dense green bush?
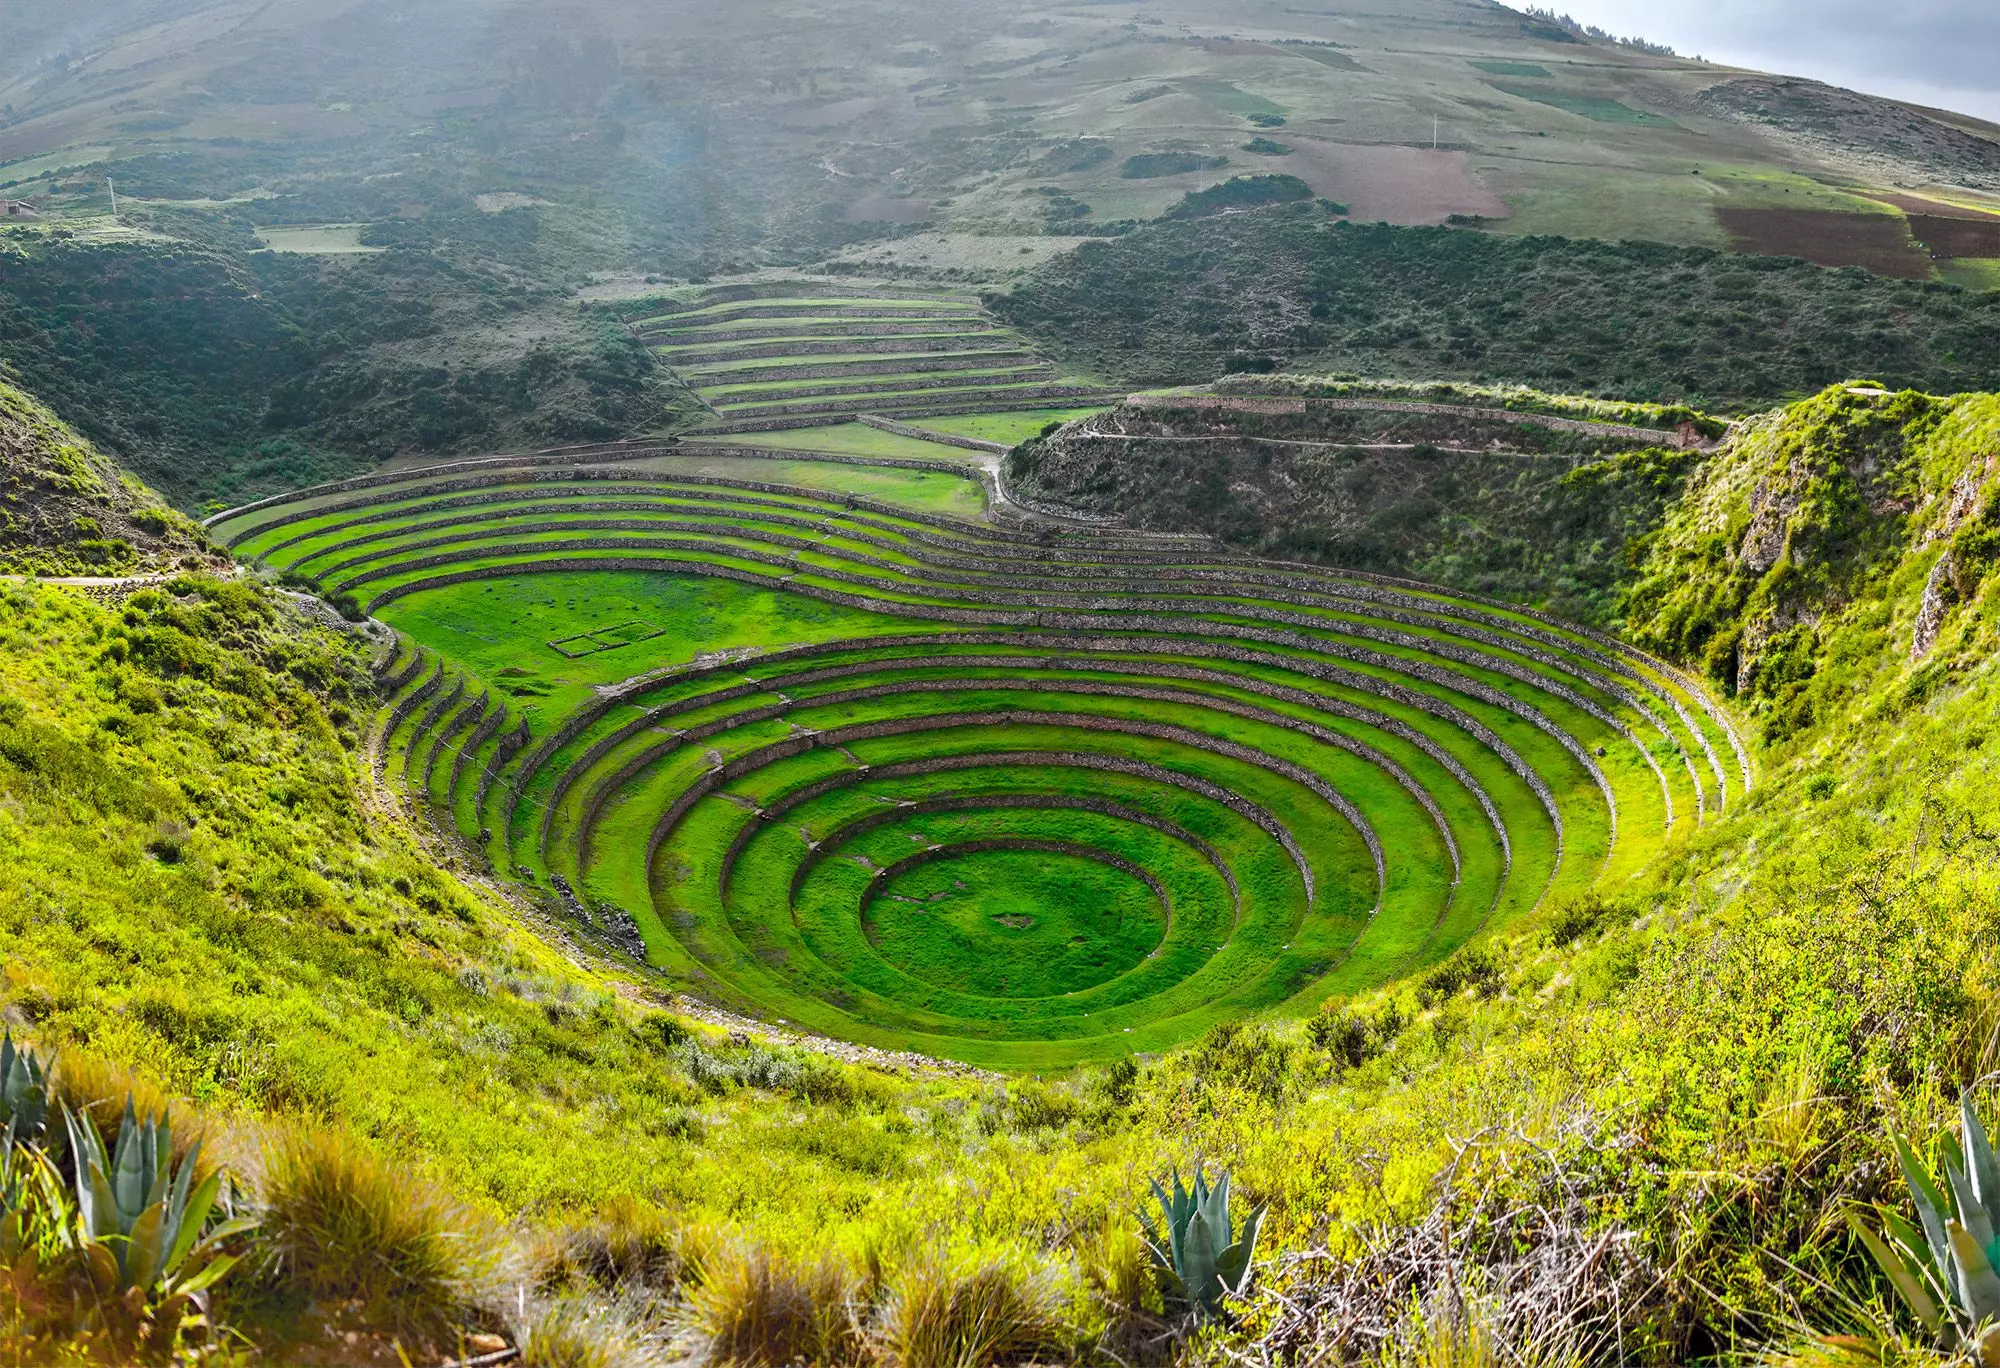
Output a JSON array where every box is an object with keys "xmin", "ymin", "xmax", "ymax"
[
  {"xmin": 0, "ymin": 239, "xmax": 668, "ymax": 506},
  {"xmin": 991, "ymin": 204, "xmax": 2000, "ymax": 406}
]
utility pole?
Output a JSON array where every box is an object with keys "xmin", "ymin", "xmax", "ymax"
[
  {"xmin": 1432, "ymin": 116, "xmax": 1439, "ymax": 150},
  {"xmin": 107, "ymin": 177, "xmax": 117, "ymax": 217}
]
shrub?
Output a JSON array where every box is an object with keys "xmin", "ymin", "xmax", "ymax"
[
  {"xmin": 1545, "ymin": 894, "xmax": 1627, "ymax": 948},
  {"xmin": 257, "ymin": 1129, "xmax": 501, "ymax": 1340},
  {"xmin": 1415, "ymin": 945, "xmax": 1504, "ymax": 1008},
  {"xmin": 868, "ymin": 1249, "xmax": 1064, "ymax": 1368},
  {"xmin": 1165, "ymin": 174, "xmax": 1315, "ymax": 220},
  {"xmin": 1191, "ymin": 1020, "xmax": 1295, "ymax": 1102},
  {"xmin": 535, "ymin": 1195, "xmax": 692, "ymax": 1294},
  {"xmin": 687, "ymin": 1242, "xmax": 861, "ymax": 1366},
  {"xmin": 1307, "ymin": 998, "xmax": 1407, "ymax": 1068}
]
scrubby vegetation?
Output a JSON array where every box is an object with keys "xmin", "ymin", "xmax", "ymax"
[
  {"xmin": 1005, "ymin": 388, "xmax": 1712, "ymax": 621},
  {"xmin": 991, "ymin": 204, "xmax": 2000, "ymax": 406},
  {"xmin": 0, "ymin": 237, "xmax": 670, "ymax": 507}
]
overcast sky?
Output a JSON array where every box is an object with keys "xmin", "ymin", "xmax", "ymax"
[{"xmin": 1513, "ymin": 1, "xmax": 2000, "ymax": 123}]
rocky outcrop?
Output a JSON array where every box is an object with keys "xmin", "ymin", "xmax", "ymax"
[
  {"xmin": 1913, "ymin": 550, "xmax": 1961, "ymax": 660},
  {"xmin": 0, "ymin": 380, "xmax": 221, "ymax": 576}
]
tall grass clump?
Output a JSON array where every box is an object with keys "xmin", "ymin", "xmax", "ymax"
[
  {"xmin": 256, "ymin": 1128, "xmax": 502, "ymax": 1341},
  {"xmin": 869, "ymin": 1249, "xmax": 1066, "ymax": 1368},
  {"xmin": 687, "ymin": 1240, "xmax": 863, "ymax": 1366},
  {"xmin": 516, "ymin": 1293, "xmax": 664, "ymax": 1368}
]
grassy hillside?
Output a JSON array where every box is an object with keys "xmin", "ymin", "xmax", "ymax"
[
  {"xmin": 6, "ymin": 0, "xmax": 2000, "ymax": 288},
  {"xmin": 992, "ymin": 204, "xmax": 2000, "ymax": 405},
  {"xmin": 1, "ymin": 384, "xmax": 1998, "ymax": 1365}
]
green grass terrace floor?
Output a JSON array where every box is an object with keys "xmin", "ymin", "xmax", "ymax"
[
  {"xmin": 620, "ymin": 281, "xmax": 1123, "ymax": 425},
  {"xmin": 208, "ymin": 445, "xmax": 1751, "ymax": 1070}
]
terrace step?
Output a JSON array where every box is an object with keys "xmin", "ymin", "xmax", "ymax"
[{"xmin": 221, "ymin": 456, "xmax": 1749, "ymax": 1068}]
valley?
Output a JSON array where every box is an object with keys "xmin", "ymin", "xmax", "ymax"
[{"xmin": 1, "ymin": 1, "xmax": 2000, "ymax": 1364}]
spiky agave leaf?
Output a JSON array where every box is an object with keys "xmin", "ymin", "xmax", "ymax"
[
  {"xmin": 1215, "ymin": 1202, "xmax": 1266, "ymax": 1298},
  {"xmin": 1891, "ymin": 1128, "xmax": 1959, "ymax": 1304},
  {"xmin": 1961, "ymin": 1097, "xmax": 2000, "ymax": 1265},
  {"xmin": 0, "ymin": 1033, "xmax": 50, "ymax": 1141},
  {"xmin": 1945, "ymin": 1222, "xmax": 2000, "ymax": 1326},
  {"xmin": 1846, "ymin": 1209, "xmax": 1945, "ymax": 1335}
]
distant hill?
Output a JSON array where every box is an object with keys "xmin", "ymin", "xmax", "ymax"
[
  {"xmin": 0, "ymin": 377, "xmax": 218, "ymax": 575},
  {"xmin": 0, "ymin": 0, "xmax": 1996, "ymax": 286}
]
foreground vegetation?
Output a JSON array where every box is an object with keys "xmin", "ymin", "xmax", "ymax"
[{"xmin": 1, "ymin": 381, "xmax": 1997, "ymax": 1364}]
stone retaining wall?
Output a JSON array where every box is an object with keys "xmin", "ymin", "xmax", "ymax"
[
  {"xmin": 419, "ymin": 689, "xmax": 485, "ymax": 798},
  {"xmin": 565, "ymin": 670, "xmax": 1450, "ymax": 881},
  {"xmin": 449, "ymin": 698, "xmax": 508, "ymax": 813},
  {"xmin": 404, "ymin": 677, "xmax": 466, "ymax": 793},
  {"xmin": 688, "ymin": 355, "xmax": 1042, "ymax": 387},
  {"xmin": 856, "ymin": 415, "xmax": 1010, "ymax": 455}
]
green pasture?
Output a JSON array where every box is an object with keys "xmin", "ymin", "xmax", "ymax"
[
  {"xmin": 718, "ymin": 422, "xmax": 986, "ymax": 461},
  {"xmin": 910, "ymin": 408, "xmax": 1113, "ymax": 444},
  {"xmin": 1490, "ymin": 83, "xmax": 1674, "ymax": 126}
]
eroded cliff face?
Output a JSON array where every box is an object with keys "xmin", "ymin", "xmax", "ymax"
[
  {"xmin": 1626, "ymin": 384, "xmax": 2000, "ymax": 739},
  {"xmin": 0, "ymin": 380, "xmax": 219, "ymax": 576}
]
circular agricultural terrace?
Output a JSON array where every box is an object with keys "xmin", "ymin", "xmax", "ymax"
[{"xmin": 211, "ymin": 443, "xmax": 1748, "ymax": 1070}]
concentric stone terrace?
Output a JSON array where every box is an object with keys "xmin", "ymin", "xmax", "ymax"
[
  {"xmin": 623, "ymin": 282, "xmax": 1121, "ymax": 427},
  {"xmin": 212, "ymin": 445, "xmax": 1748, "ymax": 1069}
]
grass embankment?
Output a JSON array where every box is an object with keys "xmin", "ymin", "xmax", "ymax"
[{"xmin": 215, "ymin": 453, "xmax": 1735, "ymax": 1069}]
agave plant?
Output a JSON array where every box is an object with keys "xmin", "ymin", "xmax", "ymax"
[
  {"xmin": 63, "ymin": 1099, "xmax": 253, "ymax": 1349},
  {"xmin": 1141, "ymin": 1163, "xmax": 1265, "ymax": 1322},
  {"xmin": 1850, "ymin": 1093, "xmax": 2000, "ymax": 1360},
  {"xmin": 0, "ymin": 1031, "xmax": 51, "ymax": 1142}
]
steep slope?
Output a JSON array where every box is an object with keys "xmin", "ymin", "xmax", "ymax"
[
  {"xmin": 0, "ymin": 377, "xmax": 217, "ymax": 574},
  {"xmin": 1005, "ymin": 380, "xmax": 1713, "ymax": 621},
  {"xmin": 0, "ymin": 238, "xmax": 672, "ymax": 508},
  {"xmin": 1625, "ymin": 383, "xmax": 2000, "ymax": 738}
]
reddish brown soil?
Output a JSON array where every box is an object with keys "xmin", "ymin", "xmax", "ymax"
[
  {"xmin": 1715, "ymin": 207, "xmax": 1931, "ymax": 278},
  {"xmin": 1874, "ymin": 193, "xmax": 2000, "ymax": 220},
  {"xmin": 1909, "ymin": 215, "xmax": 2000, "ymax": 259},
  {"xmin": 1281, "ymin": 138, "xmax": 1509, "ymax": 226}
]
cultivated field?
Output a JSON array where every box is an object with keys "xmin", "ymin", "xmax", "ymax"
[
  {"xmin": 625, "ymin": 281, "xmax": 1124, "ymax": 428},
  {"xmin": 210, "ymin": 434, "xmax": 1749, "ymax": 1069}
]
